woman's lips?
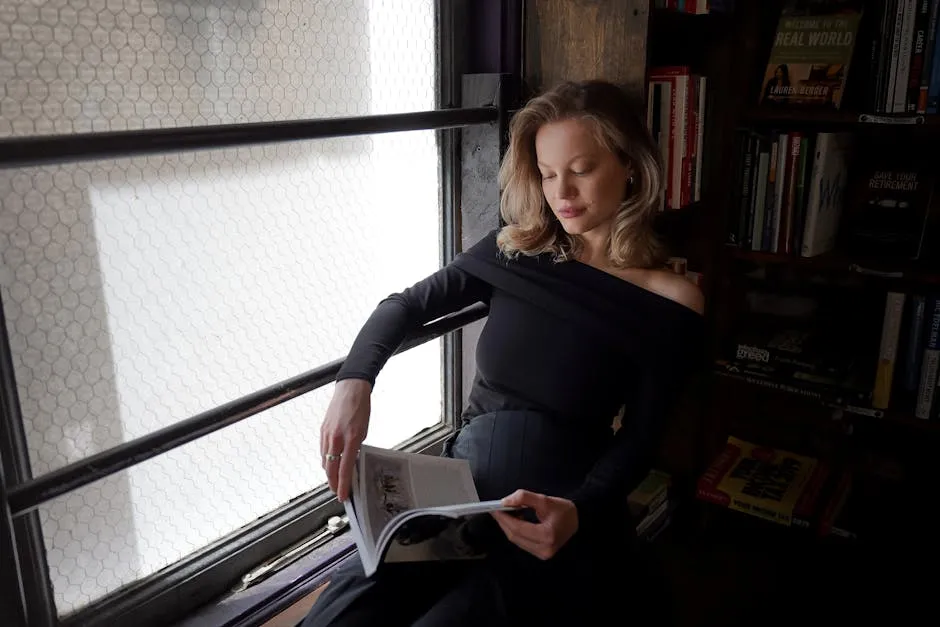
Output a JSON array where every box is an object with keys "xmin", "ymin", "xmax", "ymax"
[{"xmin": 558, "ymin": 207, "xmax": 585, "ymax": 218}]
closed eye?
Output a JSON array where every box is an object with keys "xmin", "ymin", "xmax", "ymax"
[{"xmin": 572, "ymin": 165, "xmax": 594, "ymax": 176}]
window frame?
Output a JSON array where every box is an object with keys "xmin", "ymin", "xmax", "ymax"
[{"xmin": 0, "ymin": 1, "xmax": 503, "ymax": 625}]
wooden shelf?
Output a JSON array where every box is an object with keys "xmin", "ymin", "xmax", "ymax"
[
  {"xmin": 727, "ymin": 247, "xmax": 940, "ymax": 285},
  {"xmin": 742, "ymin": 108, "xmax": 940, "ymax": 130},
  {"xmin": 712, "ymin": 366, "xmax": 940, "ymax": 436},
  {"xmin": 865, "ymin": 408, "xmax": 940, "ymax": 434}
]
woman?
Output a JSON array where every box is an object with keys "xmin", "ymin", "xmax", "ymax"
[
  {"xmin": 302, "ymin": 80, "xmax": 705, "ymax": 626},
  {"xmin": 762, "ymin": 64, "xmax": 791, "ymax": 104}
]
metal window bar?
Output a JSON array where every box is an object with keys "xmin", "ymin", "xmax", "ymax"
[
  {"xmin": 7, "ymin": 301, "xmax": 489, "ymax": 519},
  {"xmin": 0, "ymin": 107, "xmax": 499, "ymax": 170},
  {"xmin": 0, "ymin": 88, "xmax": 506, "ymax": 625},
  {"xmin": 0, "ymin": 103, "xmax": 500, "ymax": 518}
]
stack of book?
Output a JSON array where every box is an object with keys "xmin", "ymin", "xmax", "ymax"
[
  {"xmin": 695, "ymin": 435, "xmax": 906, "ymax": 541},
  {"xmin": 628, "ymin": 469, "xmax": 674, "ymax": 541}
]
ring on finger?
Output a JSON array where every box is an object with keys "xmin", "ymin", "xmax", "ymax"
[{"xmin": 324, "ymin": 452, "xmax": 342, "ymax": 462}]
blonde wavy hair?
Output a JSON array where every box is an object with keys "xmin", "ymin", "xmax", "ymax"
[{"xmin": 496, "ymin": 80, "xmax": 667, "ymax": 269}]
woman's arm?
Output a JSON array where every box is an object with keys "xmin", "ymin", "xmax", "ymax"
[
  {"xmin": 567, "ymin": 317, "xmax": 706, "ymax": 534},
  {"xmin": 336, "ymin": 263, "xmax": 492, "ymax": 386},
  {"xmin": 323, "ymin": 233, "xmax": 497, "ymax": 501}
]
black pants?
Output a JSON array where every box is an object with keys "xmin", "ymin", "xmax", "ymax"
[
  {"xmin": 300, "ymin": 525, "xmax": 636, "ymax": 627},
  {"xmin": 301, "ymin": 410, "xmax": 643, "ymax": 626},
  {"xmin": 299, "ymin": 556, "xmax": 507, "ymax": 627}
]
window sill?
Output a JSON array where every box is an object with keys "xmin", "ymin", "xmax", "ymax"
[
  {"xmin": 174, "ymin": 531, "xmax": 357, "ymax": 627},
  {"xmin": 171, "ymin": 428, "xmax": 454, "ymax": 627}
]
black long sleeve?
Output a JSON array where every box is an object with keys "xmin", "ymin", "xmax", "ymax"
[
  {"xmin": 336, "ymin": 264, "xmax": 492, "ymax": 386},
  {"xmin": 342, "ymin": 229, "xmax": 707, "ymax": 540},
  {"xmin": 567, "ymin": 316, "xmax": 705, "ymax": 533}
]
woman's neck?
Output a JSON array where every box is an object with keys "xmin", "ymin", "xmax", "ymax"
[{"xmin": 577, "ymin": 226, "xmax": 611, "ymax": 267}]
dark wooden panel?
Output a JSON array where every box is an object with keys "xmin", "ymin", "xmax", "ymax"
[{"xmin": 524, "ymin": 0, "xmax": 649, "ymax": 103}]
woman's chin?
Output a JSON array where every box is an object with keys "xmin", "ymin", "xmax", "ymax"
[
  {"xmin": 556, "ymin": 216, "xmax": 595, "ymax": 235},
  {"xmin": 558, "ymin": 216, "xmax": 585, "ymax": 235}
]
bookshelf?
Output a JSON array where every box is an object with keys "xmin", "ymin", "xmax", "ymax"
[
  {"xmin": 744, "ymin": 107, "xmax": 940, "ymax": 127},
  {"xmin": 644, "ymin": 1, "xmax": 939, "ymax": 623}
]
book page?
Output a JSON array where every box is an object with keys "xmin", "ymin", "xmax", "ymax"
[
  {"xmin": 358, "ymin": 448, "xmax": 418, "ymax": 551},
  {"xmin": 406, "ymin": 453, "xmax": 480, "ymax": 508},
  {"xmin": 382, "ymin": 513, "xmax": 490, "ymax": 565}
]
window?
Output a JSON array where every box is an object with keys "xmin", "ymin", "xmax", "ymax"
[{"xmin": 0, "ymin": 1, "xmax": 492, "ymax": 625}]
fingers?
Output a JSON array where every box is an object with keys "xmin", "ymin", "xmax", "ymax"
[
  {"xmin": 491, "ymin": 511, "xmax": 553, "ymax": 560},
  {"xmin": 492, "ymin": 510, "xmax": 550, "ymax": 546},
  {"xmin": 336, "ymin": 437, "xmax": 359, "ymax": 502},
  {"xmin": 323, "ymin": 431, "xmax": 344, "ymax": 496},
  {"xmin": 501, "ymin": 489, "xmax": 550, "ymax": 518}
]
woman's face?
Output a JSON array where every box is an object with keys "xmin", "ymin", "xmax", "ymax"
[{"xmin": 534, "ymin": 118, "xmax": 632, "ymax": 238}]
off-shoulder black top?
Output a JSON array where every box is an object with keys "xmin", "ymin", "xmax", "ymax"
[{"xmin": 336, "ymin": 228, "xmax": 705, "ymax": 531}]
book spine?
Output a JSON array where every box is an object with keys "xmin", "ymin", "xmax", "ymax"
[
  {"xmin": 928, "ymin": 14, "xmax": 940, "ymax": 111},
  {"xmin": 886, "ymin": 0, "xmax": 907, "ymax": 112},
  {"xmin": 902, "ymin": 294, "xmax": 927, "ymax": 392},
  {"xmin": 683, "ymin": 74, "xmax": 695, "ymax": 208},
  {"xmin": 726, "ymin": 131, "xmax": 748, "ymax": 246},
  {"xmin": 908, "ymin": 0, "xmax": 935, "ymax": 112},
  {"xmin": 873, "ymin": 291, "xmax": 906, "ymax": 409},
  {"xmin": 915, "ymin": 296, "xmax": 940, "ymax": 418},
  {"xmin": 919, "ymin": 0, "xmax": 940, "ymax": 112},
  {"xmin": 750, "ymin": 143, "xmax": 769, "ymax": 251},
  {"xmin": 676, "ymin": 73, "xmax": 689, "ymax": 209},
  {"xmin": 762, "ymin": 139, "xmax": 779, "ymax": 251},
  {"xmin": 695, "ymin": 76, "xmax": 706, "ymax": 202},
  {"xmin": 695, "ymin": 440, "xmax": 740, "ymax": 507},
  {"xmin": 778, "ymin": 132, "xmax": 803, "ymax": 254},
  {"xmin": 870, "ymin": 2, "xmax": 889, "ymax": 111},
  {"xmin": 875, "ymin": 0, "xmax": 898, "ymax": 112},
  {"xmin": 791, "ymin": 134, "xmax": 813, "ymax": 255},
  {"xmin": 893, "ymin": 0, "xmax": 917, "ymax": 113},
  {"xmin": 771, "ymin": 133, "xmax": 789, "ymax": 253},
  {"xmin": 650, "ymin": 68, "xmax": 687, "ymax": 209},
  {"xmin": 800, "ymin": 133, "xmax": 828, "ymax": 257},
  {"xmin": 738, "ymin": 134, "xmax": 755, "ymax": 248},
  {"xmin": 714, "ymin": 360, "xmax": 863, "ymax": 406}
]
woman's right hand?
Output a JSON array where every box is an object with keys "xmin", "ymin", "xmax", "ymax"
[{"xmin": 320, "ymin": 378, "xmax": 372, "ymax": 501}]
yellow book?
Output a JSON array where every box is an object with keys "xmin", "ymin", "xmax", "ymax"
[
  {"xmin": 872, "ymin": 292, "xmax": 905, "ymax": 409},
  {"xmin": 712, "ymin": 437, "xmax": 818, "ymax": 526}
]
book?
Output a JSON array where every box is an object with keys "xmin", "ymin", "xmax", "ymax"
[
  {"xmin": 758, "ymin": 0, "xmax": 865, "ymax": 110},
  {"xmin": 872, "ymin": 291, "xmax": 906, "ymax": 409},
  {"xmin": 696, "ymin": 436, "xmax": 820, "ymax": 526},
  {"xmin": 343, "ymin": 445, "xmax": 520, "ymax": 577},
  {"xmin": 629, "ymin": 470, "xmax": 674, "ymax": 542},
  {"xmin": 627, "ymin": 469, "xmax": 671, "ymax": 520},
  {"xmin": 838, "ymin": 153, "xmax": 936, "ymax": 260},
  {"xmin": 799, "ymin": 132, "xmax": 854, "ymax": 257}
]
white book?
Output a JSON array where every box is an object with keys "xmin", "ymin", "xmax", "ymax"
[
  {"xmin": 343, "ymin": 445, "xmax": 520, "ymax": 577},
  {"xmin": 800, "ymin": 132, "xmax": 853, "ymax": 257}
]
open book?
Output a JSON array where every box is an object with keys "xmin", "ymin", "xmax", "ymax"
[{"xmin": 343, "ymin": 444, "xmax": 518, "ymax": 577}]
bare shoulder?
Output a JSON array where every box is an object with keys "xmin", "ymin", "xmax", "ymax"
[{"xmin": 646, "ymin": 269, "xmax": 705, "ymax": 315}]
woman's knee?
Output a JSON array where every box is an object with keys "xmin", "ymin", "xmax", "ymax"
[{"xmin": 301, "ymin": 558, "xmax": 478, "ymax": 627}]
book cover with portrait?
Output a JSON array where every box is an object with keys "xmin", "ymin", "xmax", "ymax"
[{"xmin": 758, "ymin": 1, "xmax": 865, "ymax": 109}]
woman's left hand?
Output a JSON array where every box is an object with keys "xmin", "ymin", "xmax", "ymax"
[{"xmin": 491, "ymin": 489, "xmax": 579, "ymax": 560}]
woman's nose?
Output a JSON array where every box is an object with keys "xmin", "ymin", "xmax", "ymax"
[{"xmin": 557, "ymin": 176, "xmax": 577, "ymax": 199}]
